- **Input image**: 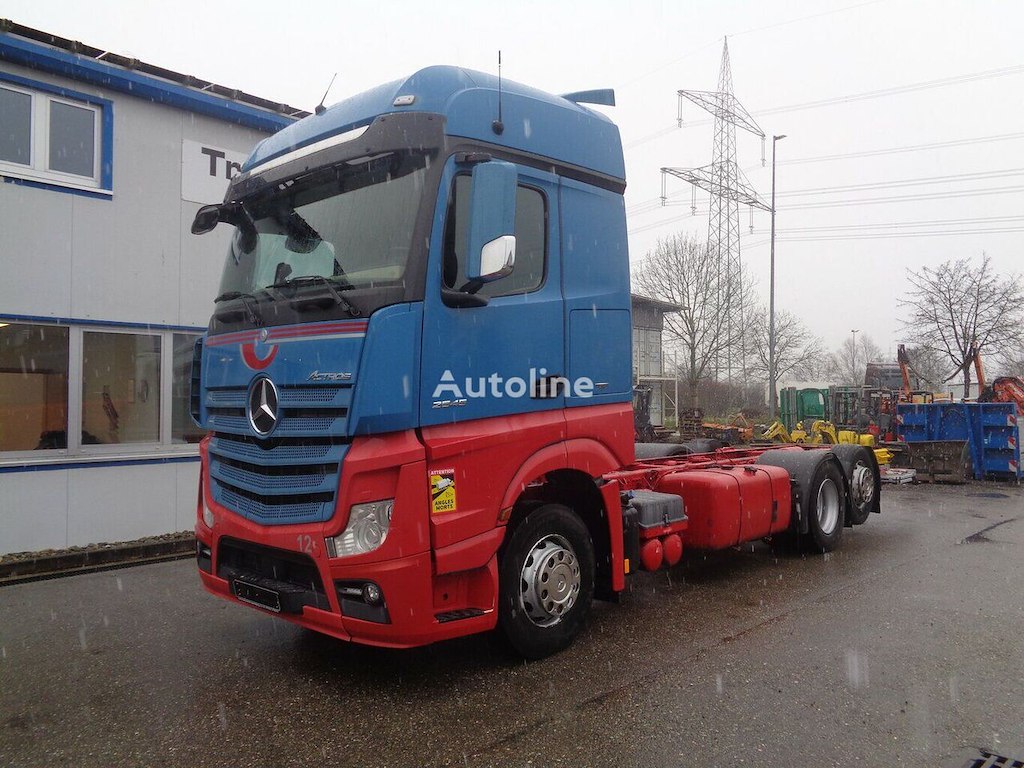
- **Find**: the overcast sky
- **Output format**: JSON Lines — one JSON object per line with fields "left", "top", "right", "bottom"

{"left": 6, "top": 0, "right": 1023, "bottom": 357}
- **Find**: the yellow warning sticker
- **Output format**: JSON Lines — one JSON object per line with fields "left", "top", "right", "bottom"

{"left": 429, "top": 468, "right": 457, "bottom": 514}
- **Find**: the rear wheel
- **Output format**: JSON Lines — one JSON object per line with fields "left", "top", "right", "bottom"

{"left": 831, "top": 444, "right": 880, "bottom": 525}
{"left": 805, "top": 461, "right": 845, "bottom": 552}
{"left": 498, "top": 504, "right": 595, "bottom": 659}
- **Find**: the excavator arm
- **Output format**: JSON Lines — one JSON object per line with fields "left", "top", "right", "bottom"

{"left": 990, "top": 376, "right": 1024, "bottom": 416}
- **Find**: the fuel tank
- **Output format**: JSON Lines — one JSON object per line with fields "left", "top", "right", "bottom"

{"left": 653, "top": 464, "right": 792, "bottom": 549}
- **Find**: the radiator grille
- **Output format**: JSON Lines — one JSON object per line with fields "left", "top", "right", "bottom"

{"left": 206, "top": 384, "right": 351, "bottom": 525}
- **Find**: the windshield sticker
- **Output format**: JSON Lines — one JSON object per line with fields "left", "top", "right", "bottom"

{"left": 429, "top": 468, "right": 457, "bottom": 515}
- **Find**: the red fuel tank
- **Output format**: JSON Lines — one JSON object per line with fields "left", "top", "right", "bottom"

{"left": 654, "top": 465, "right": 792, "bottom": 549}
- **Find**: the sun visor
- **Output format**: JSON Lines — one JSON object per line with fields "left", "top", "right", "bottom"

{"left": 226, "top": 112, "right": 446, "bottom": 201}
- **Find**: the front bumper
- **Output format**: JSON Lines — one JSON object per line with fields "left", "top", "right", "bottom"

{"left": 198, "top": 532, "right": 498, "bottom": 648}
{"left": 195, "top": 430, "right": 499, "bottom": 648}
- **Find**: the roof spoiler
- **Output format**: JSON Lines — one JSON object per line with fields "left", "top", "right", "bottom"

{"left": 560, "top": 89, "right": 616, "bottom": 107}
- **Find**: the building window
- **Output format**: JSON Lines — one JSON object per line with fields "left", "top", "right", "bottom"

{"left": 0, "top": 323, "right": 69, "bottom": 451}
{"left": 172, "top": 333, "right": 205, "bottom": 444}
{"left": 0, "top": 322, "right": 206, "bottom": 462}
{"left": 443, "top": 175, "right": 547, "bottom": 298}
{"left": 81, "top": 332, "right": 161, "bottom": 445}
{"left": 646, "top": 328, "right": 663, "bottom": 376}
{"left": 49, "top": 99, "right": 97, "bottom": 178}
{"left": 0, "top": 76, "right": 111, "bottom": 192}
{"left": 0, "top": 86, "right": 32, "bottom": 166}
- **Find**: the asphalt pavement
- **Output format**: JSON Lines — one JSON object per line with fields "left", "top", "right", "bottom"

{"left": 2, "top": 482, "right": 1022, "bottom": 767}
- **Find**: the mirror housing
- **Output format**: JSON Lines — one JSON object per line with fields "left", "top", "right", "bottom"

{"left": 192, "top": 202, "right": 258, "bottom": 253}
{"left": 191, "top": 204, "right": 221, "bottom": 234}
{"left": 466, "top": 160, "right": 517, "bottom": 283}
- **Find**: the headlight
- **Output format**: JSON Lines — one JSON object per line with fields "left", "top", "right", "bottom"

{"left": 202, "top": 492, "right": 215, "bottom": 529}
{"left": 198, "top": 476, "right": 215, "bottom": 529}
{"left": 327, "top": 500, "right": 394, "bottom": 558}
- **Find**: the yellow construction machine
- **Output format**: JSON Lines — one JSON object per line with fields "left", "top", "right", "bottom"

{"left": 760, "top": 419, "right": 892, "bottom": 464}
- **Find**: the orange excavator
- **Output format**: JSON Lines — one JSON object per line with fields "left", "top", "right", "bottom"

{"left": 956, "top": 341, "right": 1024, "bottom": 416}
{"left": 980, "top": 373, "right": 1024, "bottom": 416}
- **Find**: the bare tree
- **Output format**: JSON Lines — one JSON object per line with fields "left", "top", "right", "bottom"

{"left": 899, "top": 344, "right": 949, "bottom": 391}
{"left": 632, "top": 234, "right": 749, "bottom": 408}
{"left": 828, "top": 334, "right": 883, "bottom": 386}
{"left": 748, "top": 307, "right": 827, "bottom": 388}
{"left": 1000, "top": 343, "right": 1024, "bottom": 378}
{"left": 900, "top": 255, "right": 1024, "bottom": 397}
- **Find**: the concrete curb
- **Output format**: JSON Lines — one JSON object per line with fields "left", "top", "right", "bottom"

{"left": 0, "top": 533, "right": 196, "bottom": 586}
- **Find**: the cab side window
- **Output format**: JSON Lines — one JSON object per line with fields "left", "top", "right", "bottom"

{"left": 443, "top": 174, "right": 547, "bottom": 298}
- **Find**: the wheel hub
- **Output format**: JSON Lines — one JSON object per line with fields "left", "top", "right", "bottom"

{"left": 851, "top": 462, "right": 875, "bottom": 506}
{"left": 518, "top": 534, "right": 580, "bottom": 627}
{"left": 816, "top": 477, "right": 841, "bottom": 534}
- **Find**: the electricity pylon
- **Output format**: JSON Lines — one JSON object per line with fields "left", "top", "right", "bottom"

{"left": 661, "top": 38, "right": 769, "bottom": 383}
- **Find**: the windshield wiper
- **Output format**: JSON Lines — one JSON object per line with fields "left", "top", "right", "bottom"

{"left": 270, "top": 276, "right": 362, "bottom": 317}
{"left": 214, "top": 291, "right": 263, "bottom": 325}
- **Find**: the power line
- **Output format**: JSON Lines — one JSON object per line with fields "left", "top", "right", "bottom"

{"left": 628, "top": 164, "right": 1024, "bottom": 214}
{"left": 756, "top": 63, "right": 1024, "bottom": 118}
{"left": 627, "top": 186, "right": 1024, "bottom": 235}
{"left": 776, "top": 131, "right": 1024, "bottom": 166}
{"left": 775, "top": 214, "right": 1024, "bottom": 233}
{"left": 628, "top": 132, "right": 1024, "bottom": 212}
{"left": 779, "top": 184, "right": 1024, "bottom": 210}
{"left": 774, "top": 226, "right": 1024, "bottom": 242}
{"left": 625, "top": 125, "right": 678, "bottom": 149}
{"left": 626, "top": 63, "right": 1024, "bottom": 150}
{"left": 630, "top": 223, "right": 1024, "bottom": 256}
{"left": 775, "top": 168, "right": 1024, "bottom": 197}
{"left": 728, "top": 0, "right": 884, "bottom": 39}
{"left": 739, "top": 223, "right": 1024, "bottom": 248}
{"left": 619, "top": 1, "right": 880, "bottom": 88}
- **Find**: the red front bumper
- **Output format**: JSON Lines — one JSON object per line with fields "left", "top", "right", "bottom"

{"left": 195, "top": 431, "right": 499, "bottom": 648}
{"left": 197, "top": 544, "right": 497, "bottom": 648}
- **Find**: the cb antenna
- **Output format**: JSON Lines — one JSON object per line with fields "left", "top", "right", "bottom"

{"left": 492, "top": 51, "right": 504, "bottom": 135}
{"left": 314, "top": 72, "right": 338, "bottom": 116}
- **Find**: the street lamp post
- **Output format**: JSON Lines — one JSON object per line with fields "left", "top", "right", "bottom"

{"left": 768, "top": 134, "right": 786, "bottom": 420}
{"left": 851, "top": 328, "right": 860, "bottom": 382}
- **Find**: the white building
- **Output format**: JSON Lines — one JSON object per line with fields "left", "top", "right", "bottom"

{"left": 631, "top": 294, "right": 681, "bottom": 427}
{"left": 0, "top": 21, "right": 305, "bottom": 555}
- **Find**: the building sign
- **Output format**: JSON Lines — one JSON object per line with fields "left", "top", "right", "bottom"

{"left": 181, "top": 140, "right": 248, "bottom": 204}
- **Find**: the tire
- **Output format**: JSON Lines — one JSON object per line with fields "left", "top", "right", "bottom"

{"left": 831, "top": 445, "right": 879, "bottom": 525}
{"left": 635, "top": 442, "right": 692, "bottom": 460}
{"left": 804, "top": 460, "right": 846, "bottom": 552}
{"left": 682, "top": 438, "right": 726, "bottom": 454}
{"left": 498, "top": 504, "right": 595, "bottom": 659}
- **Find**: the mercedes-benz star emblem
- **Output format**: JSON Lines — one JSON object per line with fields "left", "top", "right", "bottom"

{"left": 247, "top": 377, "right": 279, "bottom": 436}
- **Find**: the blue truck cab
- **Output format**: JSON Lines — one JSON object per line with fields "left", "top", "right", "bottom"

{"left": 191, "top": 66, "right": 637, "bottom": 657}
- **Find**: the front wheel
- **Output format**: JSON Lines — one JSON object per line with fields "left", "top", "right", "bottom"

{"left": 805, "top": 461, "right": 846, "bottom": 552}
{"left": 498, "top": 504, "right": 595, "bottom": 659}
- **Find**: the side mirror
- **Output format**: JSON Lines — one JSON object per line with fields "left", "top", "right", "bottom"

{"left": 191, "top": 204, "right": 221, "bottom": 234}
{"left": 466, "top": 160, "right": 517, "bottom": 283}
{"left": 192, "top": 202, "right": 258, "bottom": 254}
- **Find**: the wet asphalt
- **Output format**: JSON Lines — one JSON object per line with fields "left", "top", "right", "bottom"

{"left": 1, "top": 482, "right": 1022, "bottom": 768}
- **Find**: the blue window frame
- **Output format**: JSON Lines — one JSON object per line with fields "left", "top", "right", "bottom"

{"left": 0, "top": 71, "right": 113, "bottom": 195}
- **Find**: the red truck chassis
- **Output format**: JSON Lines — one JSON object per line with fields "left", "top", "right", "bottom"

{"left": 197, "top": 436, "right": 877, "bottom": 656}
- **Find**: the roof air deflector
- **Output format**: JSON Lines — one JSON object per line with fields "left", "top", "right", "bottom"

{"left": 560, "top": 89, "right": 616, "bottom": 107}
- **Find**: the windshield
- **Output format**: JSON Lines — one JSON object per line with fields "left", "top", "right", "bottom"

{"left": 218, "top": 152, "right": 428, "bottom": 302}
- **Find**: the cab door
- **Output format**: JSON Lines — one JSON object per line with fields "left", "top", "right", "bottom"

{"left": 420, "top": 160, "right": 564, "bottom": 427}
{"left": 419, "top": 159, "right": 565, "bottom": 551}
